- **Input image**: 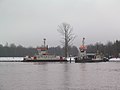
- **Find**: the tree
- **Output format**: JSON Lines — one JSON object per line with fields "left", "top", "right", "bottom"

{"left": 0, "top": 44, "right": 3, "bottom": 47}
{"left": 105, "top": 41, "right": 113, "bottom": 56}
{"left": 114, "top": 40, "right": 120, "bottom": 57}
{"left": 10, "top": 43, "right": 16, "bottom": 48}
{"left": 57, "top": 23, "right": 76, "bottom": 58}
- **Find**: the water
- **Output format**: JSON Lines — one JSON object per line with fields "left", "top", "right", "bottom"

{"left": 0, "top": 62, "right": 120, "bottom": 90}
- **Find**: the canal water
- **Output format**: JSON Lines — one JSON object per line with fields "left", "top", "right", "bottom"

{"left": 0, "top": 62, "right": 120, "bottom": 90}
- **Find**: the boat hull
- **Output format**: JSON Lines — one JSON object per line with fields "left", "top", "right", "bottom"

{"left": 75, "top": 58, "right": 108, "bottom": 63}
{"left": 23, "top": 59, "right": 68, "bottom": 62}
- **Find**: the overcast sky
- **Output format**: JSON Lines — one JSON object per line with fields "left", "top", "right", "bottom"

{"left": 0, "top": 0, "right": 120, "bottom": 47}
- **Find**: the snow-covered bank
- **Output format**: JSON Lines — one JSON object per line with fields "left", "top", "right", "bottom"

{"left": 0, "top": 57, "right": 24, "bottom": 61}
{"left": 66, "top": 57, "right": 75, "bottom": 62}
{"left": 109, "top": 58, "right": 120, "bottom": 62}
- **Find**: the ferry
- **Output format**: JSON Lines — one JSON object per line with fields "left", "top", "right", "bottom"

{"left": 75, "top": 38, "right": 108, "bottom": 63}
{"left": 23, "top": 39, "right": 67, "bottom": 62}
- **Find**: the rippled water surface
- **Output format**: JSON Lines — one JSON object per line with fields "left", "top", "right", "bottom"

{"left": 0, "top": 62, "right": 120, "bottom": 90}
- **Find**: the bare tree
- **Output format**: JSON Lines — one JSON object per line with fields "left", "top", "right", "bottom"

{"left": 57, "top": 23, "right": 75, "bottom": 58}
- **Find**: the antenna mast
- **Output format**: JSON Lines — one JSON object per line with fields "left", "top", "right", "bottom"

{"left": 82, "top": 37, "right": 85, "bottom": 47}
{"left": 43, "top": 38, "right": 46, "bottom": 47}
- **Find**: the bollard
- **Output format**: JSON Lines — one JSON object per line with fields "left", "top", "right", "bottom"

{"left": 70, "top": 57, "right": 71, "bottom": 63}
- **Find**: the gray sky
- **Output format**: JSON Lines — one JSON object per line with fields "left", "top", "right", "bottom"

{"left": 0, "top": 0, "right": 120, "bottom": 47}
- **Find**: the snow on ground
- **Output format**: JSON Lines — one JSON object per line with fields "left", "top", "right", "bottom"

{"left": 109, "top": 58, "right": 120, "bottom": 62}
{"left": 0, "top": 57, "right": 24, "bottom": 61}
{"left": 66, "top": 57, "right": 75, "bottom": 62}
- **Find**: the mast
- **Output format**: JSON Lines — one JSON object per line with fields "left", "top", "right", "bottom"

{"left": 79, "top": 37, "right": 87, "bottom": 59}
{"left": 82, "top": 37, "right": 85, "bottom": 48}
{"left": 80, "top": 37, "right": 86, "bottom": 52}
{"left": 43, "top": 38, "right": 46, "bottom": 48}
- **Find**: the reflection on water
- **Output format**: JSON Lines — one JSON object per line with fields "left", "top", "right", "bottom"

{"left": 0, "top": 62, "right": 120, "bottom": 90}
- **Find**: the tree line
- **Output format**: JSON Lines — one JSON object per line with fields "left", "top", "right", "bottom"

{"left": 0, "top": 40, "right": 119, "bottom": 57}
{"left": 87, "top": 40, "right": 120, "bottom": 58}
{"left": 0, "top": 43, "right": 78, "bottom": 57}
{"left": 0, "top": 44, "right": 36, "bottom": 57}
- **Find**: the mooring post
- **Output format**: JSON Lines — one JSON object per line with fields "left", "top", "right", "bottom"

{"left": 70, "top": 57, "right": 71, "bottom": 63}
